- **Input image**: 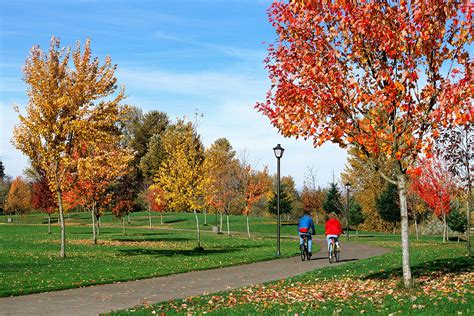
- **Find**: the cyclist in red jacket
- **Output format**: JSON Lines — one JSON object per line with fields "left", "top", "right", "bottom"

{"left": 325, "top": 212, "right": 343, "bottom": 251}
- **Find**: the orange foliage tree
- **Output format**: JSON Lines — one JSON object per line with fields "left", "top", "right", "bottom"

{"left": 145, "top": 184, "right": 167, "bottom": 227}
{"left": 63, "top": 143, "right": 132, "bottom": 244}
{"left": 240, "top": 164, "right": 271, "bottom": 237}
{"left": 4, "top": 177, "right": 32, "bottom": 215}
{"left": 257, "top": 1, "right": 472, "bottom": 287}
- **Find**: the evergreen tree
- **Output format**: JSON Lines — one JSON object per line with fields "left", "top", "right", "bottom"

{"left": 323, "top": 182, "right": 343, "bottom": 215}
{"left": 376, "top": 183, "right": 401, "bottom": 231}
{"left": 447, "top": 205, "right": 467, "bottom": 241}
{"left": 349, "top": 200, "right": 365, "bottom": 235}
{"left": 0, "top": 160, "right": 5, "bottom": 180}
{"left": 267, "top": 184, "right": 293, "bottom": 216}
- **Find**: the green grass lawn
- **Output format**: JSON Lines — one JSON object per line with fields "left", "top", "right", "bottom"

{"left": 109, "top": 236, "right": 473, "bottom": 315}
{"left": 0, "top": 211, "right": 315, "bottom": 297}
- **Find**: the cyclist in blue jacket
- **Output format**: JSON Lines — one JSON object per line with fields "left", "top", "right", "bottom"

{"left": 298, "top": 210, "right": 316, "bottom": 257}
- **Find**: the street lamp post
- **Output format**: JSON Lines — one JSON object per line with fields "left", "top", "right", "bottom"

{"left": 273, "top": 144, "right": 285, "bottom": 256}
{"left": 345, "top": 182, "right": 351, "bottom": 240}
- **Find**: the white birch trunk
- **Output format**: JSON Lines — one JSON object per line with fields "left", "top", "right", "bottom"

{"left": 91, "top": 202, "right": 97, "bottom": 245}
{"left": 226, "top": 214, "right": 230, "bottom": 235}
{"left": 148, "top": 206, "right": 152, "bottom": 229}
{"left": 397, "top": 174, "right": 412, "bottom": 288}
{"left": 246, "top": 215, "right": 250, "bottom": 237}
{"left": 57, "top": 189, "right": 66, "bottom": 259}
{"left": 415, "top": 218, "right": 419, "bottom": 241}
{"left": 47, "top": 213, "right": 51, "bottom": 234}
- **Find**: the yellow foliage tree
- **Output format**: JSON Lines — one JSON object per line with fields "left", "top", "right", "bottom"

{"left": 155, "top": 120, "right": 205, "bottom": 248}
{"left": 12, "top": 37, "right": 125, "bottom": 258}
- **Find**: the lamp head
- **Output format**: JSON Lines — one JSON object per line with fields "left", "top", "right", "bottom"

{"left": 273, "top": 144, "right": 285, "bottom": 159}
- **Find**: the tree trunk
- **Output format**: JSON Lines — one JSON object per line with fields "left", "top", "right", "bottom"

{"left": 356, "top": 225, "right": 359, "bottom": 237}
{"left": 204, "top": 209, "right": 207, "bottom": 226}
{"left": 415, "top": 218, "right": 419, "bottom": 242}
{"left": 443, "top": 212, "right": 447, "bottom": 243}
{"left": 148, "top": 206, "right": 152, "bottom": 229}
{"left": 47, "top": 213, "right": 51, "bottom": 234}
{"left": 127, "top": 213, "right": 131, "bottom": 224}
{"left": 226, "top": 214, "right": 230, "bottom": 235}
{"left": 122, "top": 217, "right": 126, "bottom": 235}
{"left": 467, "top": 190, "right": 471, "bottom": 256}
{"left": 57, "top": 189, "right": 66, "bottom": 259}
{"left": 91, "top": 203, "right": 97, "bottom": 245}
{"left": 193, "top": 210, "right": 201, "bottom": 248}
{"left": 220, "top": 212, "right": 223, "bottom": 233}
{"left": 246, "top": 215, "right": 250, "bottom": 237}
{"left": 160, "top": 211, "right": 163, "bottom": 226}
{"left": 97, "top": 215, "right": 100, "bottom": 236}
{"left": 397, "top": 174, "right": 412, "bottom": 288}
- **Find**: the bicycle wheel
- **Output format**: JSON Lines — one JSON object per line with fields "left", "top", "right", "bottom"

{"left": 335, "top": 245, "right": 341, "bottom": 262}
{"left": 328, "top": 242, "right": 334, "bottom": 263}
{"left": 300, "top": 243, "right": 306, "bottom": 261}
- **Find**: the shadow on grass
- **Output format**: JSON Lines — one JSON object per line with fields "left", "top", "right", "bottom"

{"left": 364, "top": 256, "right": 474, "bottom": 281}
{"left": 117, "top": 247, "right": 240, "bottom": 257}
{"left": 164, "top": 219, "right": 188, "bottom": 224}
{"left": 448, "top": 237, "right": 466, "bottom": 242}
{"left": 112, "top": 237, "right": 193, "bottom": 242}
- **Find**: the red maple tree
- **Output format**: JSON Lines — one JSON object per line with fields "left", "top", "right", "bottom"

{"left": 410, "top": 158, "right": 456, "bottom": 242}
{"left": 256, "top": 0, "right": 472, "bottom": 287}
{"left": 31, "top": 175, "right": 57, "bottom": 234}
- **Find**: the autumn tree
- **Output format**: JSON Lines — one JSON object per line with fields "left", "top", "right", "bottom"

{"left": 435, "top": 124, "right": 472, "bottom": 255}
{"left": 406, "top": 184, "right": 431, "bottom": 241}
{"left": 13, "top": 37, "right": 125, "bottom": 258}
{"left": 257, "top": 1, "right": 472, "bottom": 287}
{"left": 342, "top": 147, "right": 399, "bottom": 231}
{"left": 411, "top": 158, "right": 456, "bottom": 243}
{"left": 31, "top": 171, "right": 57, "bottom": 234}
{"left": 202, "top": 138, "right": 240, "bottom": 234}
{"left": 301, "top": 167, "right": 326, "bottom": 223}
{"left": 64, "top": 143, "right": 132, "bottom": 244}
{"left": 144, "top": 184, "right": 167, "bottom": 227}
{"left": 4, "top": 176, "right": 32, "bottom": 215}
{"left": 240, "top": 164, "right": 271, "bottom": 237}
{"left": 155, "top": 120, "right": 205, "bottom": 248}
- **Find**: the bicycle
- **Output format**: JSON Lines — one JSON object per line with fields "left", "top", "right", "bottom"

{"left": 300, "top": 233, "right": 311, "bottom": 261}
{"left": 328, "top": 236, "right": 341, "bottom": 263}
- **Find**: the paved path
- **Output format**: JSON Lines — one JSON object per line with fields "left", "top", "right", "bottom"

{"left": 0, "top": 239, "right": 389, "bottom": 316}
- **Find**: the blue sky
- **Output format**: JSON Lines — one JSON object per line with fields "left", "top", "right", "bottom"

{"left": 0, "top": 0, "right": 347, "bottom": 189}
